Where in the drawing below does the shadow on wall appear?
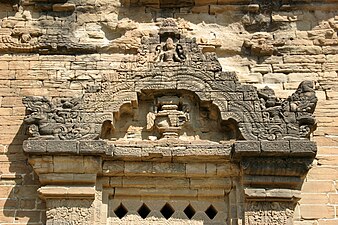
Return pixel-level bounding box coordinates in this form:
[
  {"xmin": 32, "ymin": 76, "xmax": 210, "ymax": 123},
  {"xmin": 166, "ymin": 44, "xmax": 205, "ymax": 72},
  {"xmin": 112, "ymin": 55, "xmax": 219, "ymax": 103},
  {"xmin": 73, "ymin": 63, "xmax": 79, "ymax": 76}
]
[{"xmin": 2, "ymin": 123, "xmax": 45, "ymax": 224}]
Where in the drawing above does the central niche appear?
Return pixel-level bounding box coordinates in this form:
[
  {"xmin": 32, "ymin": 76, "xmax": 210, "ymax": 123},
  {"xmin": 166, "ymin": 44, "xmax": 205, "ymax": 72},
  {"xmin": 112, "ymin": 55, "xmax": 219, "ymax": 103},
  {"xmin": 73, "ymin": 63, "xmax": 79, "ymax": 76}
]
[{"xmin": 101, "ymin": 90, "xmax": 241, "ymax": 143}]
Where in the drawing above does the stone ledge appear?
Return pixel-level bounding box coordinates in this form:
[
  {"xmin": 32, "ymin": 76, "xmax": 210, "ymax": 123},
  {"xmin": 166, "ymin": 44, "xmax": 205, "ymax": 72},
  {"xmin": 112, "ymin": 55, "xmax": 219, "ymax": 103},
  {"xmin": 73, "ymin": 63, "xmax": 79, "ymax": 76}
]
[
  {"xmin": 244, "ymin": 188, "xmax": 301, "ymax": 201},
  {"xmin": 38, "ymin": 173, "xmax": 97, "ymax": 185},
  {"xmin": 24, "ymin": 139, "xmax": 317, "ymax": 161},
  {"xmin": 38, "ymin": 185, "xmax": 95, "ymax": 199},
  {"xmin": 233, "ymin": 140, "xmax": 317, "ymax": 157},
  {"xmin": 23, "ymin": 139, "xmax": 232, "ymax": 162}
]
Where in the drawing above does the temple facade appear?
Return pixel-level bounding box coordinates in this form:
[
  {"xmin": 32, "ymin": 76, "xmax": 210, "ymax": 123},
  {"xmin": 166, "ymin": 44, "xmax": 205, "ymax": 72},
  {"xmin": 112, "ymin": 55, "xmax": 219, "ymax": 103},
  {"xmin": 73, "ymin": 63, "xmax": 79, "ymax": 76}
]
[{"xmin": 0, "ymin": 0, "xmax": 337, "ymax": 224}]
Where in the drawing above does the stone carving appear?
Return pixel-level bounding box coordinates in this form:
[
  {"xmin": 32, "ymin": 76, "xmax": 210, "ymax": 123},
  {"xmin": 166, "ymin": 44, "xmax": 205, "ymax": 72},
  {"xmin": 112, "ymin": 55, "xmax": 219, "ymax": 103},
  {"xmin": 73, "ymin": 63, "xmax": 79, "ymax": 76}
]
[
  {"xmin": 22, "ymin": 19, "xmax": 317, "ymax": 142},
  {"xmin": 245, "ymin": 202, "xmax": 294, "ymax": 225},
  {"xmin": 46, "ymin": 199, "xmax": 94, "ymax": 225},
  {"xmin": 258, "ymin": 80, "xmax": 317, "ymax": 138},
  {"xmin": 155, "ymin": 37, "xmax": 186, "ymax": 62},
  {"xmin": 0, "ymin": 6, "xmax": 43, "ymax": 52},
  {"xmin": 23, "ymin": 96, "xmax": 113, "ymax": 140},
  {"xmin": 146, "ymin": 96, "xmax": 190, "ymax": 139}
]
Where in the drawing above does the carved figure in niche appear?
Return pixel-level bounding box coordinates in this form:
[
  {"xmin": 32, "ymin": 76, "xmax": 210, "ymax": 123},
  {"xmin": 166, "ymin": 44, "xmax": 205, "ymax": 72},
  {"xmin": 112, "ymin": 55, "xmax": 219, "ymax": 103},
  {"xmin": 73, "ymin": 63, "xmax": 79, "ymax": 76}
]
[
  {"xmin": 146, "ymin": 96, "xmax": 190, "ymax": 139},
  {"xmin": 155, "ymin": 37, "xmax": 186, "ymax": 62}
]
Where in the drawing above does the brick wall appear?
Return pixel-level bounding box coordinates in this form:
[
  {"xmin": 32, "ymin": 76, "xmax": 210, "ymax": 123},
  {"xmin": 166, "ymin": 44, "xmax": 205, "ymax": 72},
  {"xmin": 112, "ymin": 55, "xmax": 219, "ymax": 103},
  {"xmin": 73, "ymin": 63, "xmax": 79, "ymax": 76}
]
[{"xmin": 0, "ymin": 0, "xmax": 338, "ymax": 224}]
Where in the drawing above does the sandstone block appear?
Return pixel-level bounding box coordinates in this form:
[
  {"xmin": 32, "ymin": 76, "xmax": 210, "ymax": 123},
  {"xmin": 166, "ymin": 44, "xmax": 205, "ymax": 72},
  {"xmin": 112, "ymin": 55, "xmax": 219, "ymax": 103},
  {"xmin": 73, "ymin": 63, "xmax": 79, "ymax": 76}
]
[
  {"xmin": 328, "ymin": 193, "xmax": 338, "ymax": 204},
  {"xmin": 318, "ymin": 220, "xmax": 338, "ymax": 225},
  {"xmin": 262, "ymin": 73, "xmax": 287, "ymax": 83},
  {"xmin": 300, "ymin": 205, "xmax": 335, "ymax": 219},
  {"xmin": 103, "ymin": 161, "xmax": 124, "ymax": 175},
  {"xmin": 307, "ymin": 167, "xmax": 338, "ymax": 180},
  {"xmin": 261, "ymin": 141, "xmax": 290, "ymax": 155},
  {"xmin": 124, "ymin": 162, "xmax": 152, "ymax": 175},
  {"xmin": 46, "ymin": 140, "xmax": 78, "ymax": 154},
  {"xmin": 277, "ymin": 46, "xmax": 322, "ymax": 55},
  {"xmin": 53, "ymin": 3, "xmax": 76, "ymax": 12},
  {"xmin": 186, "ymin": 163, "xmax": 206, "ymax": 176},
  {"xmin": 190, "ymin": 177, "xmax": 231, "ymax": 189},
  {"xmin": 233, "ymin": 141, "xmax": 260, "ymax": 156},
  {"xmin": 53, "ymin": 156, "xmax": 84, "ymax": 173},
  {"xmin": 152, "ymin": 162, "xmax": 185, "ymax": 176},
  {"xmin": 300, "ymin": 193, "xmax": 328, "ymax": 204}
]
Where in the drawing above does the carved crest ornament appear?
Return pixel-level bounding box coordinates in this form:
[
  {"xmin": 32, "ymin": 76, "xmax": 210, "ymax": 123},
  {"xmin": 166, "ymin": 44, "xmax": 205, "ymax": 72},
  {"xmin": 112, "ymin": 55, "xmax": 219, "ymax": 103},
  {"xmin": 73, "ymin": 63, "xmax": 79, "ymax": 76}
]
[{"xmin": 22, "ymin": 19, "xmax": 318, "ymax": 225}]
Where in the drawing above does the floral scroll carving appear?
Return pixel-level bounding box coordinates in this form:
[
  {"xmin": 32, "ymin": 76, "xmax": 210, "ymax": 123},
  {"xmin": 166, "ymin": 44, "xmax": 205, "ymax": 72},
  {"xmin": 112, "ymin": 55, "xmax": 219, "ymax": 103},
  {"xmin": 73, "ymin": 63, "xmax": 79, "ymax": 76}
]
[
  {"xmin": 46, "ymin": 199, "xmax": 94, "ymax": 225},
  {"xmin": 245, "ymin": 202, "xmax": 294, "ymax": 225}
]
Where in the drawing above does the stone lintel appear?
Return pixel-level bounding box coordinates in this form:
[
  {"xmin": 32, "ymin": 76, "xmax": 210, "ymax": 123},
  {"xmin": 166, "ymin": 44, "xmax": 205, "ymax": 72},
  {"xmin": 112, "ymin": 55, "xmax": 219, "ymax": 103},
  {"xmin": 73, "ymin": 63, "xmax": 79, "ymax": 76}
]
[
  {"xmin": 23, "ymin": 139, "xmax": 232, "ymax": 162},
  {"xmin": 38, "ymin": 185, "xmax": 95, "ymax": 199},
  {"xmin": 24, "ymin": 139, "xmax": 317, "ymax": 158},
  {"xmin": 244, "ymin": 188, "xmax": 301, "ymax": 202},
  {"xmin": 38, "ymin": 173, "xmax": 97, "ymax": 185},
  {"xmin": 112, "ymin": 187, "xmax": 229, "ymax": 198},
  {"xmin": 243, "ymin": 175, "xmax": 302, "ymax": 189},
  {"xmin": 233, "ymin": 140, "xmax": 317, "ymax": 157}
]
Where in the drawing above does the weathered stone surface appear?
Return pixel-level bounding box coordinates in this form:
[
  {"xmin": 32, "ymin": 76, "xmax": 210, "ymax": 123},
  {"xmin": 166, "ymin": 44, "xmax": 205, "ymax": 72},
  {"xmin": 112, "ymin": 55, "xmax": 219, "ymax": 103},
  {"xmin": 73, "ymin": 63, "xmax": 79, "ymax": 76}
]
[
  {"xmin": 233, "ymin": 141, "xmax": 260, "ymax": 156},
  {"xmin": 0, "ymin": 1, "xmax": 332, "ymax": 224}
]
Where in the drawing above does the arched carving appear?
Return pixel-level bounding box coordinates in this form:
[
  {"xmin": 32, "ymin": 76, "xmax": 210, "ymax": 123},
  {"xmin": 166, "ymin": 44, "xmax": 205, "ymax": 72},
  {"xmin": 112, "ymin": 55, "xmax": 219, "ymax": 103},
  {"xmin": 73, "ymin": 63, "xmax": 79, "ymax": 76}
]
[{"xmin": 22, "ymin": 19, "xmax": 317, "ymax": 142}]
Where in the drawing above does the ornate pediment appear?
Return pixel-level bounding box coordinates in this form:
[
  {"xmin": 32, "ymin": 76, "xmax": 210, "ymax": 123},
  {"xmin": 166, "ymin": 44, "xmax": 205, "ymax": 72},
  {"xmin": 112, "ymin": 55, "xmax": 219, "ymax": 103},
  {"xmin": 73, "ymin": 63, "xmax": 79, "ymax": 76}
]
[{"xmin": 23, "ymin": 19, "xmax": 317, "ymax": 143}]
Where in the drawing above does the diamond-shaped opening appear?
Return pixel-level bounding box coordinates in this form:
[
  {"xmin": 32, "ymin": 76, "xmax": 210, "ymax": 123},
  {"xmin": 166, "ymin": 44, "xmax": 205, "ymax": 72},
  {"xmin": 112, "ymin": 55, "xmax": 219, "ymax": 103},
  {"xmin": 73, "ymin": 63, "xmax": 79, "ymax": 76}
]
[
  {"xmin": 138, "ymin": 203, "xmax": 151, "ymax": 219},
  {"xmin": 160, "ymin": 203, "xmax": 175, "ymax": 219},
  {"xmin": 183, "ymin": 204, "xmax": 196, "ymax": 219},
  {"xmin": 205, "ymin": 204, "xmax": 218, "ymax": 219},
  {"xmin": 114, "ymin": 203, "xmax": 128, "ymax": 219}
]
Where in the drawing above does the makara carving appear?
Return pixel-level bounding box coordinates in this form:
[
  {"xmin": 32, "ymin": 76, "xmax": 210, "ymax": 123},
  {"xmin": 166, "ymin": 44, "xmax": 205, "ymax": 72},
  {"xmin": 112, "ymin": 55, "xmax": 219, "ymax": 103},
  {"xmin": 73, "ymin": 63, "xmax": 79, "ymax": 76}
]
[{"xmin": 22, "ymin": 19, "xmax": 317, "ymax": 142}]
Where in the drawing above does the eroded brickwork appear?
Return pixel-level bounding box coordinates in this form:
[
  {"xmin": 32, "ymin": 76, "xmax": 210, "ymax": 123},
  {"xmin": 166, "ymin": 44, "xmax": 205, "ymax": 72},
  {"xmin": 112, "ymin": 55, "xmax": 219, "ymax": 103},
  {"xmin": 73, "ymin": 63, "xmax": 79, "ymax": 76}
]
[{"xmin": 0, "ymin": 0, "xmax": 337, "ymax": 224}]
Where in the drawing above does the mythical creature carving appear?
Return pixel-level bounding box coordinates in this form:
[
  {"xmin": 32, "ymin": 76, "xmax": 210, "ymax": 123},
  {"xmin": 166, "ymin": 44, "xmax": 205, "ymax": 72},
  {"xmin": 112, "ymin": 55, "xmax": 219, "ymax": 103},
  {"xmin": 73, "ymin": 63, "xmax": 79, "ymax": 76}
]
[
  {"xmin": 23, "ymin": 96, "xmax": 112, "ymax": 140},
  {"xmin": 258, "ymin": 80, "xmax": 317, "ymax": 138}
]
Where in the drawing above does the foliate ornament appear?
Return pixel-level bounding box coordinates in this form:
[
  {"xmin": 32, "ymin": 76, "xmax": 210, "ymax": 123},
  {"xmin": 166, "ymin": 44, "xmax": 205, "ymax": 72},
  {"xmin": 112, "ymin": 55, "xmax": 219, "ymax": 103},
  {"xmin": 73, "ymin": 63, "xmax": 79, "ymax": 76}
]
[
  {"xmin": 22, "ymin": 96, "xmax": 113, "ymax": 140},
  {"xmin": 245, "ymin": 202, "xmax": 294, "ymax": 225},
  {"xmin": 46, "ymin": 199, "xmax": 94, "ymax": 225}
]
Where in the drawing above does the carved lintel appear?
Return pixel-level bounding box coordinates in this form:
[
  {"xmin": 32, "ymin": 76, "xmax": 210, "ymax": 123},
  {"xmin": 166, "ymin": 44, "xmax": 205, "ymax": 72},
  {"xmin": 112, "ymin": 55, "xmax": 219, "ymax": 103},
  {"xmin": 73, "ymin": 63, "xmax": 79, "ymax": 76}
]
[{"xmin": 38, "ymin": 185, "xmax": 95, "ymax": 200}]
